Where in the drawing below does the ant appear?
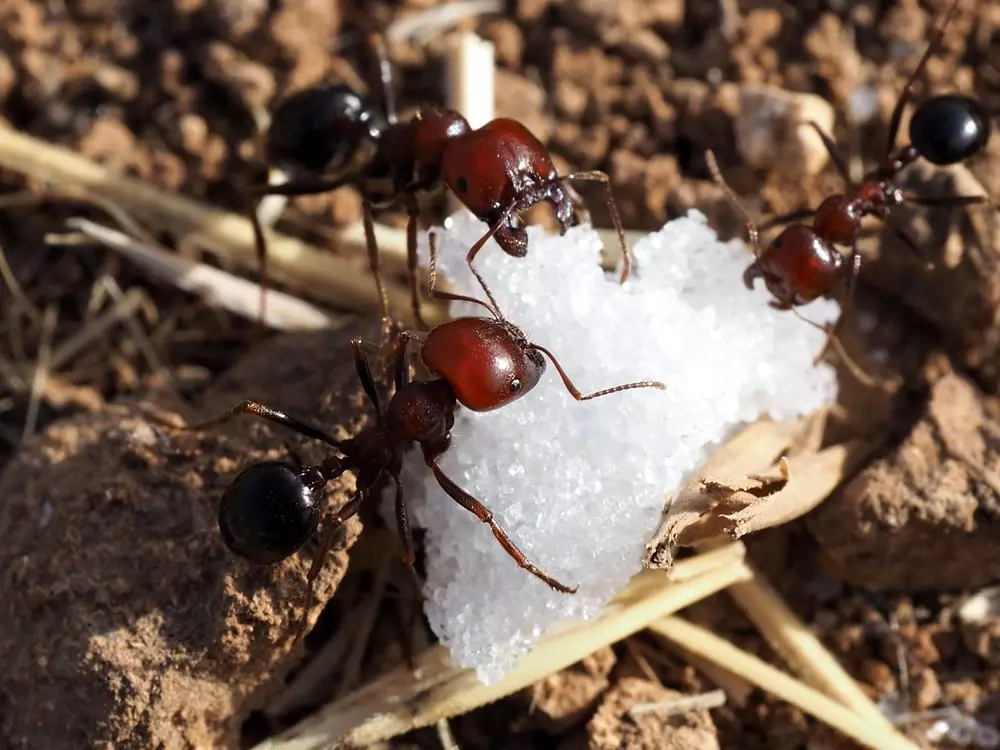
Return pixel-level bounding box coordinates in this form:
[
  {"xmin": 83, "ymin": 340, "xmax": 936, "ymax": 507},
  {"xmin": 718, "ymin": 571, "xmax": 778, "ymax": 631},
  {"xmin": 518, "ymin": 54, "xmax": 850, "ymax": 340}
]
[
  {"xmin": 248, "ymin": 32, "xmax": 633, "ymax": 341},
  {"xmin": 171, "ymin": 238, "xmax": 665, "ymax": 640},
  {"xmin": 706, "ymin": 0, "xmax": 991, "ymax": 339}
]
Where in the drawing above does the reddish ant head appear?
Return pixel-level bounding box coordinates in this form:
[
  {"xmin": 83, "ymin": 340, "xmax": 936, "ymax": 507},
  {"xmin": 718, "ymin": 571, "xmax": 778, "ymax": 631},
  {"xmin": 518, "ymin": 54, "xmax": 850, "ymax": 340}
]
[
  {"xmin": 266, "ymin": 83, "xmax": 386, "ymax": 175},
  {"xmin": 443, "ymin": 118, "xmax": 575, "ymax": 258},
  {"xmin": 746, "ymin": 225, "xmax": 846, "ymax": 306},
  {"xmin": 420, "ymin": 317, "xmax": 545, "ymax": 412}
]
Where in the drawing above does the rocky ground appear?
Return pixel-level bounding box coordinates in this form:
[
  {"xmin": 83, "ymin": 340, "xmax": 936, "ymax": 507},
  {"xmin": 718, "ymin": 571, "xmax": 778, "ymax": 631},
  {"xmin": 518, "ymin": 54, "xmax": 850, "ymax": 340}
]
[{"xmin": 1, "ymin": 0, "xmax": 999, "ymax": 748}]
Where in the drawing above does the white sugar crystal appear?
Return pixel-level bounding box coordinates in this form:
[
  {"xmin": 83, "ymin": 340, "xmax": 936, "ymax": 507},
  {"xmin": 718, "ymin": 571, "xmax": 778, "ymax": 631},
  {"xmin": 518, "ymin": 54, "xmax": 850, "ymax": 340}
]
[{"xmin": 398, "ymin": 210, "xmax": 839, "ymax": 684}]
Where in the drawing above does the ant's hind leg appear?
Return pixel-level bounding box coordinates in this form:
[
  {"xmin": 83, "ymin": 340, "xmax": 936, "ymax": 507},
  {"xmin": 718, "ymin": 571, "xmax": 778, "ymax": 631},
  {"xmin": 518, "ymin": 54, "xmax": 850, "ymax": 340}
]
[
  {"xmin": 425, "ymin": 456, "xmax": 579, "ymax": 594},
  {"xmin": 362, "ymin": 202, "xmax": 394, "ymax": 350},
  {"xmin": 405, "ymin": 206, "xmax": 429, "ymax": 331},
  {"xmin": 391, "ymin": 475, "xmax": 425, "ymax": 667},
  {"xmin": 292, "ymin": 488, "xmax": 367, "ymax": 645},
  {"xmin": 166, "ymin": 399, "xmax": 342, "ymax": 449}
]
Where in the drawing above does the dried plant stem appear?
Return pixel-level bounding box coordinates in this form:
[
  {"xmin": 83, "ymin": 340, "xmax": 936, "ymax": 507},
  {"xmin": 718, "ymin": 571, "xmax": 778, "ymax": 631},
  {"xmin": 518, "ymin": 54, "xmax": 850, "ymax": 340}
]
[
  {"xmin": 727, "ymin": 567, "xmax": 897, "ymax": 730},
  {"xmin": 0, "ymin": 125, "xmax": 442, "ymax": 325},
  {"xmin": 67, "ymin": 218, "xmax": 338, "ymax": 331},
  {"xmin": 649, "ymin": 616, "xmax": 922, "ymax": 750},
  {"xmin": 21, "ymin": 305, "xmax": 57, "ymax": 441},
  {"xmin": 251, "ymin": 544, "xmax": 750, "ymax": 749}
]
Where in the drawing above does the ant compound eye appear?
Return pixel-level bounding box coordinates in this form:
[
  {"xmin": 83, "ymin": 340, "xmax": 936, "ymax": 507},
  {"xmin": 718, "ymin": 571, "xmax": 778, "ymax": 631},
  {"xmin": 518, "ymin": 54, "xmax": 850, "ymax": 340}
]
[
  {"xmin": 456, "ymin": 176, "xmax": 469, "ymax": 193},
  {"xmin": 510, "ymin": 378, "xmax": 522, "ymax": 393},
  {"xmin": 218, "ymin": 461, "xmax": 321, "ymax": 565}
]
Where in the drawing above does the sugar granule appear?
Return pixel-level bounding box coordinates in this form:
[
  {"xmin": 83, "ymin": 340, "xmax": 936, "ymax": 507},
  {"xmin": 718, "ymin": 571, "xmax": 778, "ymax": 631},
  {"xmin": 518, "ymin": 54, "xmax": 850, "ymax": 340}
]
[{"xmin": 397, "ymin": 210, "xmax": 840, "ymax": 684}]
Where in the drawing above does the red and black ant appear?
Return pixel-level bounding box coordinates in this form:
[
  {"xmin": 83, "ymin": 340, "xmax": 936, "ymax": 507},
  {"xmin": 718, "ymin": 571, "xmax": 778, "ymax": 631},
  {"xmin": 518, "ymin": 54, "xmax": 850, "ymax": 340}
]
[
  {"xmin": 171, "ymin": 239, "xmax": 665, "ymax": 639},
  {"xmin": 706, "ymin": 0, "xmax": 991, "ymax": 337},
  {"xmin": 248, "ymin": 32, "xmax": 633, "ymax": 340}
]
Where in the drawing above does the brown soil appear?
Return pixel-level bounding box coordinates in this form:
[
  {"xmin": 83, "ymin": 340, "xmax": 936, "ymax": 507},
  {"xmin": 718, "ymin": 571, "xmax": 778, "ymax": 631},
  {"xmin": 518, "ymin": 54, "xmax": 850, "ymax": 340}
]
[{"xmin": 1, "ymin": 0, "xmax": 1000, "ymax": 748}]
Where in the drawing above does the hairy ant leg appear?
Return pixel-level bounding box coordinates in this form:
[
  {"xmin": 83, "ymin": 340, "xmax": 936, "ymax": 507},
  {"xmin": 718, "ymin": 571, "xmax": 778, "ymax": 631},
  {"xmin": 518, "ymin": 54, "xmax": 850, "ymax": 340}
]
[
  {"xmin": 293, "ymin": 484, "xmax": 369, "ymax": 645},
  {"xmin": 179, "ymin": 399, "xmax": 343, "ymax": 449},
  {"xmin": 884, "ymin": 0, "xmax": 962, "ymax": 157},
  {"xmin": 804, "ymin": 121, "xmax": 854, "ymax": 184},
  {"xmin": 429, "ymin": 229, "xmax": 506, "ymax": 317},
  {"xmin": 557, "ymin": 170, "xmax": 633, "ymax": 284},
  {"xmin": 404, "ymin": 196, "xmax": 428, "ymax": 330},
  {"xmin": 423, "ymin": 449, "xmax": 579, "ymax": 594}
]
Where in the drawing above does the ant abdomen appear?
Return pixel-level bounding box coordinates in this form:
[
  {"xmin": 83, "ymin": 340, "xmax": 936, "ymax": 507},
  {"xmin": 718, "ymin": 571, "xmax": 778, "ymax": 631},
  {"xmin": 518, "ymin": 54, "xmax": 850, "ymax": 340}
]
[
  {"xmin": 909, "ymin": 94, "xmax": 991, "ymax": 166},
  {"xmin": 218, "ymin": 461, "xmax": 322, "ymax": 564},
  {"xmin": 421, "ymin": 317, "xmax": 546, "ymax": 412},
  {"xmin": 266, "ymin": 83, "xmax": 386, "ymax": 176}
]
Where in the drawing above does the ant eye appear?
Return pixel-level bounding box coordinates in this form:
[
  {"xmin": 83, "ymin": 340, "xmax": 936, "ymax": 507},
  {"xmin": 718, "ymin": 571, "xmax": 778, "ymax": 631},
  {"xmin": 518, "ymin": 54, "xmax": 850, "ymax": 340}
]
[
  {"xmin": 772, "ymin": 237, "xmax": 783, "ymax": 249},
  {"xmin": 510, "ymin": 378, "xmax": 522, "ymax": 393},
  {"xmin": 456, "ymin": 176, "xmax": 469, "ymax": 193}
]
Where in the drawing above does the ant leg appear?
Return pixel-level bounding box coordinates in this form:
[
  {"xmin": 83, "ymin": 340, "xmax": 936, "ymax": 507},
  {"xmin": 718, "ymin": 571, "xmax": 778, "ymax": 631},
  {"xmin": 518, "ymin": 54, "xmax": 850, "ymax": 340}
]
[
  {"xmin": 245, "ymin": 175, "xmax": 353, "ymax": 332},
  {"xmin": 292, "ymin": 487, "xmax": 368, "ymax": 645},
  {"xmin": 562, "ymin": 170, "xmax": 633, "ymax": 285},
  {"xmin": 884, "ymin": 0, "xmax": 961, "ymax": 157},
  {"xmin": 704, "ymin": 150, "xmax": 763, "ymax": 259},
  {"xmin": 790, "ymin": 307, "xmax": 881, "ymax": 389},
  {"xmin": 907, "ymin": 194, "xmax": 989, "ymax": 209},
  {"xmin": 405, "ymin": 200, "xmax": 428, "ymax": 330},
  {"xmin": 174, "ymin": 399, "xmax": 341, "ymax": 448},
  {"xmin": 529, "ymin": 343, "xmax": 667, "ymax": 399},
  {"xmin": 884, "ymin": 216, "xmax": 935, "ymax": 270},
  {"xmin": 803, "ymin": 122, "xmax": 852, "ymax": 185},
  {"xmin": 427, "ymin": 229, "xmax": 503, "ymax": 318},
  {"xmin": 350, "ymin": 338, "xmax": 382, "ymax": 412},
  {"xmin": 845, "ymin": 238, "xmax": 863, "ymax": 301},
  {"xmin": 395, "ymin": 329, "xmax": 423, "ymax": 391},
  {"xmin": 362, "ymin": 201, "xmax": 394, "ymax": 350},
  {"xmin": 391, "ymin": 473, "xmax": 425, "ymax": 668},
  {"xmin": 364, "ymin": 32, "xmax": 397, "ymax": 125},
  {"xmin": 465, "ymin": 203, "xmax": 525, "ymax": 316},
  {"xmin": 424, "ymin": 455, "xmax": 579, "ymax": 594},
  {"xmin": 759, "ymin": 208, "xmax": 817, "ymax": 233}
]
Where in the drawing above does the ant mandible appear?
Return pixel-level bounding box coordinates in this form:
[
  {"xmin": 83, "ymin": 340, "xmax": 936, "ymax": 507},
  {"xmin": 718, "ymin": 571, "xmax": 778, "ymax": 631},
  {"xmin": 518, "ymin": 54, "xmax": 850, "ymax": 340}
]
[
  {"xmin": 174, "ymin": 237, "xmax": 665, "ymax": 640},
  {"xmin": 248, "ymin": 32, "xmax": 635, "ymax": 340},
  {"xmin": 707, "ymin": 0, "xmax": 990, "ymax": 321}
]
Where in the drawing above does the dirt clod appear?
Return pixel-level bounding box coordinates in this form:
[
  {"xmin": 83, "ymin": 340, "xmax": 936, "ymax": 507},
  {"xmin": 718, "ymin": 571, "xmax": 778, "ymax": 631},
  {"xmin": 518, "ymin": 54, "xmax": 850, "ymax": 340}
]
[
  {"xmin": 587, "ymin": 678, "xmax": 720, "ymax": 750},
  {"xmin": 0, "ymin": 326, "xmax": 373, "ymax": 749},
  {"xmin": 808, "ymin": 372, "xmax": 1000, "ymax": 591}
]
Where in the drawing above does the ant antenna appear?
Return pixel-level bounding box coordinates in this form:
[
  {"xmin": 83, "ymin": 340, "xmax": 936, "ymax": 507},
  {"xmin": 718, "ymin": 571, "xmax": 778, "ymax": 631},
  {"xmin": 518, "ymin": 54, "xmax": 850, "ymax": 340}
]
[
  {"xmin": 528, "ymin": 342, "xmax": 666, "ymax": 400},
  {"xmin": 431, "ymin": 228, "xmax": 506, "ymax": 320},
  {"xmin": 884, "ymin": 0, "xmax": 962, "ymax": 159},
  {"xmin": 705, "ymin": 150, "xmax": 762, "ymax": 259},
  {"xmin": 557, "ymin": 170, "xmax": 634, "ymax": 283}
]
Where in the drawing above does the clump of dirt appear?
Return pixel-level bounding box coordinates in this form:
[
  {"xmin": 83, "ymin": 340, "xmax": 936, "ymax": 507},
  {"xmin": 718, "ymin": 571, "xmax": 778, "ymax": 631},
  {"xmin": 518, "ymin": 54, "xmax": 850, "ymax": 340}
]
[
  {"xmin": 0, "ymin": 323, "xmax": 375, "ymax": 748},
  {"xmin": 808, "ymin": 370, "xmax": 1000, "ymax": 591},
  {"xmin": 587, "ymin": 677, "xmax": 720, "ymax": 750}
]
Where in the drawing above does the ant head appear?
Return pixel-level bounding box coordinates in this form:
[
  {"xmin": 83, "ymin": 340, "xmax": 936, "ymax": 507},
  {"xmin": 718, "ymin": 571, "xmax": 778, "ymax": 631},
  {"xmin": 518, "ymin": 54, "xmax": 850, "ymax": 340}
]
[
  {"xmin": 757, "ymin": 225, "xmax": 845, "ymax": 306},
  {"xmin": 909, "ymin": 94, "xmax": 991, "ymax": 166},
  {"xmin": 218, "ymin": 461, "xmax": 323, "ymax": 564},
  {"xmin": 267, "ymin": 83, "xmax": 386, "ymax": 175},
  {"xmin": 443, "ymin": 119, "xmax": 558, "ymax": 231},
  {"xmin": 421, "ymin": 317, "xmax": 545, "ymax": 412}
]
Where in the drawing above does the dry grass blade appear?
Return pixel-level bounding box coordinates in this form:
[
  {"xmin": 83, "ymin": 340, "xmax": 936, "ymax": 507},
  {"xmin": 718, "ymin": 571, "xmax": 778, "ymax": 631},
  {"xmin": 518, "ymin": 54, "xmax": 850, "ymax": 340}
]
[
  {"xmin": 21, "ymin": 304, "xmax": 58, "ymax": 442},
  {"xmin": 251, "ymin": 544, "xmax": 750, "ymax": 749},
  {"xmin": 628, "ymin": 688, "xmax": 727, "ymax": 717},
  {"xmin": 727, "ymin": 567, "xmax": 897, "ymax": 730},
  {"xmin": 0, "ymin": 124, "xmax": 442, "ymax": 324},
  {"xmin": 674, "ymin": 438, "xmax": 878, "ymax": 547},
  {"xmin": 67, "ymin": 218, "xmax": 338, "ymax": 331},
  {"xmin": 649, "ymin": 616, "xmax": 922, "ymax": 750},
  {"xmin": 644, "ymin": 417, "xmax": 811, "ymax": 569}
]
